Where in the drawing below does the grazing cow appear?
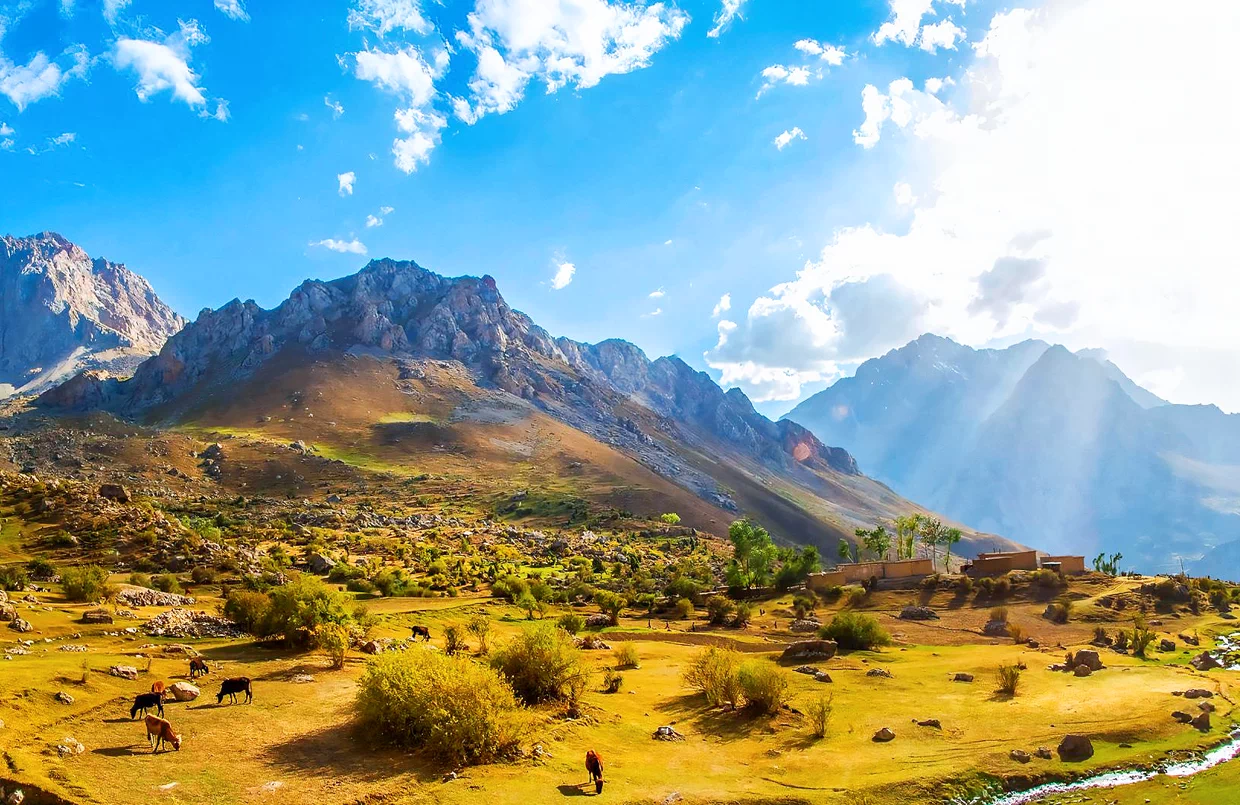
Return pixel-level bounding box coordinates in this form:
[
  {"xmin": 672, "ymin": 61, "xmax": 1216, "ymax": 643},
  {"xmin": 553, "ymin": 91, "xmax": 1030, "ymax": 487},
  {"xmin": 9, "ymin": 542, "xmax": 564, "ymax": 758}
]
[
  {"xmin": 586, "ymin": 750, "xmax": 604, "ymax": 794},
  {"xmin": 151, "ymin": 680, "xmax": 166, "ymax": 695},
  {"xmin": 144, "ymin": 714, "xmax": 181, "ymax": 752},
  {"xmin": 130, "ymin": 691, "xmax": 165, "ymax": 719},
  {"xmin": 410, "ymin": 625, "xmax": 431, "ymax": 641},
  {"xmin": 216, "ymin": 677, "xmax": 252, "ymax": 705},
  {"xmin": 189, "ymin": 658, "xmax": 209, "ymax": 679}
]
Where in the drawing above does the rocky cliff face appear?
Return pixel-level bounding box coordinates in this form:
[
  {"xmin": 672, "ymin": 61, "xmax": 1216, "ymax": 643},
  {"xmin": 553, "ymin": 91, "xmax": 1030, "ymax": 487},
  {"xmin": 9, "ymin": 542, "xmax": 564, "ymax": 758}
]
[
  {"xmin": 0, "ymin": 233, "xmax": 185, "ymax": 399},
  {"xmin": 39, "ymin": 255, "xmax": 859, "ymax": 491}
]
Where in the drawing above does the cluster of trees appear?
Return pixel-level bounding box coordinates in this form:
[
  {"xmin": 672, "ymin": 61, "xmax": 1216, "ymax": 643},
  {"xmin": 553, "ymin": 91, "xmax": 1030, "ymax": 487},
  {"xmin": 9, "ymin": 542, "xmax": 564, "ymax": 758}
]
[
  {"xmin": 725, "ymin": 519, "xmax": 820, "ymax": 590},
  {"xmin": 841, "ymin": 513, "xmax": 962, "ymax": 571},
  {"xmin": 1092, "ymin": 552, "xmax": 1123, "ymax": 575}
]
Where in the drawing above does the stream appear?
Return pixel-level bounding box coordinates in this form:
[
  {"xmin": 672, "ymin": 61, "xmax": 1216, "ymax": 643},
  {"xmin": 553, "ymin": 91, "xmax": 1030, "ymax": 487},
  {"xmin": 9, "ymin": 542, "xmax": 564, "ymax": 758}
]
[{"xmin": 964, "ymin": 633, "xmax": 1240, "ymax": 804}]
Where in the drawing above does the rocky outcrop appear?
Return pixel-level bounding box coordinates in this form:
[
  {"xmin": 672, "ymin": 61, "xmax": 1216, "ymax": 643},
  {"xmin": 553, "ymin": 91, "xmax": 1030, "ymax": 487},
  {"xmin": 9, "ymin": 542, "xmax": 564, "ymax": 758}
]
[
  {"xmin": 1, "ymin": 233, "xmax": 184, "ymax": 399},
  {"xmin": 1056, "ymin": 734, "xmax": 1093, "ymax": 762},
  {"xmin": 780, "ymin": 639, "xmax": 837, "ymax": 662}
]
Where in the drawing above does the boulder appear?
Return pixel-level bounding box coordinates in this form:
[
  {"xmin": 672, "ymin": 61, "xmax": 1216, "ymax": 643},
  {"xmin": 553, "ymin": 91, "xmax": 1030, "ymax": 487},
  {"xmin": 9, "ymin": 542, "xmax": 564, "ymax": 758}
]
[
  {"xmin": 813, "ymin": 671, "xmax": 832, "ymax": 683},
  {"xmin": 866, "ymin": 667, "xmax": 893, "ymax": 679},
  {"xmin": 1057, "ymin": 734, "xmax": 1094, "ymax": 762},
  {"xmin": 109, "ymin": 665, "xmax": 139, "ymax": 680},
  {"xmin": 789, "ymin": 618, "xmax": 822, "ymax": 633},
  {"xmin": 1159, "ymin": 639, "xmax": 1176, "ymax": 652},
  {"xmin": 307, "ymin": 553, "xmax": 337, "ymax": 574},
  {"xmin": 916, "ymin": 719, "xmax": 941, "ymax": 729},
  {"xmin": 8, "ymin": 618, "xmax": 31, "ymax": 633},
  {"xmin": 1073, "ymin": 649, "xmax": 1103, "ymax": 671},
  {"xmin": 1183, "ymin": 688, "xmax": 1214, "ymax": 700},
  {"xmin": 1199, "ymin": 701, "xmax": 1216, "ymax": 713},
  {"xmin": 1190, "ymin": 652, "xmax": 1222, "ymax": 671},
  {"xmin": 360, "ymin": 640, "xmax": 383, "ymax": 655},
  {"xmin": 81, "ymin": 609, "xmax": 113, "ymax": 624},
  {"xmin": 7, "ymin": 788, "xmax": 24, "ymax": 805},
  {"xmin": 793, "ymin": 665, "xmax": 818, "ymax": 675},
  {"xmin": 1034, "ymin": 747, "xmax": 1053, "ymax": 760},
  {"xmin": 168, "ymin": 682, "xmax": 200, "ymax": 702},
  {"xmin": 982, "ymin": 620, "xmax": 1009, "ymax": 636},
  {"xmin": 899, "ymin": 606, "xmax": 939, "ymax": 621},
  {"xmin": 0, "ymin": 603, "xmax": 15, "ymax": 622},
  {"xmin": 952, "ymin": 673, "xmax": 974, "ymax": 682},
  {"xmin": 98, "ymin": 483, "xmax": 131, "ymax": 503},
  {"xmin": 1192, "ymin": 712, "xmax": 1211, "ymax": 731},
  {"xmin": 54, "ymin": 691, "xmax": 74, "ymax": 705},
  {"xmin": 780, "ymin": 639, "xmax": 838, "ymax": 663},
  {"xmin": 584, "ymin": 614, "xmax": 612, "ymax": 628},
  {"xmin": 1073, "ymin": 664, "xmax": 1092, "ymax": 677},
  {"xmin": 1172, "ymin": 711, "xmax": 1193, "ymax": 723},
  {"xmin": 872, "ymin": 727, "xmax": 895, "ymax": 743},
  {"xmin": 1179, "ymin": 632, "xmax": 1200, "ymax": 646},
  {"xmin": 1010, "ymin": 749, "xmax": 1031, "ymax": 763}
]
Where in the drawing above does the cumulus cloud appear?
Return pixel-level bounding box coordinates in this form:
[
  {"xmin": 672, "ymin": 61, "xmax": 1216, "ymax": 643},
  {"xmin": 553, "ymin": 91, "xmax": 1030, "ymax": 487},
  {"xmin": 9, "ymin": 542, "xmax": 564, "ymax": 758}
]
[
  {"xmin": 712, "ymin": 0, "xmax": 1240, "ymax": 410},
  {"xmin": 113, "ymin": 20, "xmax": 224, "ymax": 114},
  {"xmin": 348, "ymin": 0, "xmax": 432, "ymax": 36},
  {"xmin": 707, "ymin": 0, "xmax": 747, "ymax": 39},
  {"xmin": 773, "ymin": 127, "xmax": 805, "ymax": 150},
  {"xmin": 453, "ymin": 0, "xmax": 689, "ymax": 125},
  {"xmin": 103, "ymin": 0, "xmax": 131, "ymax": 25},
  {"xmin": 0, "ymin": 46, "xmax": 89, "ymax": 111},
  {"xmin": 793, "ymin": 39, "xmax": 846, "ymax": 65},
  {"xmin": 649, "ymin": 287, "xmax": 665, "ymax": 298},
  {"xmin": 366, "ymin": 214, "xmax": 383, "ymax": 227},
  {"xmin": 337, "ymin": 171, "xmax": 356, "ymax": 196},
  {"xmin": 213, "ymin": 0, "xmax": 249, "ymax": 22},
  {"xmin": 324, "ymin": 95, "xmax": 344, "ymax": 119},
  {"xmin": 350, "ymin": 44, "xmax": 449, "ymax": 173},
  {"xmin": 893, "ymin": 181, "xmax": 916, "ymax": 206},
  {"xmin": 918, "ymin": 18, "xmax": 964, "ymax": 53},
  {"xmin": 872, "ymin": 0, "xmax": 965, "ymax": 48},
  {"xmin": 551, "ymin": 260, "xmax": 576, "ymax": 290},
  {"xmin": 311, "ymin": 238, "xmax": 368, "ymax": 254},
  {"xmin": 712, "ymin": 293, "xmax": 731, "ymax": 318},
  {"xmin": 756, "ymin": 64, "xmax": 811, "ymax": 98}
]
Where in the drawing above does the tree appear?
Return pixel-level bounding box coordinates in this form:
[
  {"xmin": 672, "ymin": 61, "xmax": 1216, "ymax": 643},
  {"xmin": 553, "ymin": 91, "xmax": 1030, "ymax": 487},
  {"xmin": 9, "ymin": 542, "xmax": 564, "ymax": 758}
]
[
  {"xmin": 894, "ymin": 514, "xmax": 925, "ymax": 561},
  {"xmin": 837, "ymin": 538, "xmax": 855, "ymax": 564},
  {"xmin": 855, "ymin": 526, "xmax": 892, "ymax": 562},
  {"xmin": 774, "ymin": 545, "xmax": 821, "ymax": 590},
  {"xmin": 942, "ymin": 528, "xmax": 962, "ymax": 569},
  {"xmin": 659, "ymin": 513, "xmax": 681, "ymax": 526},
  {"xmin": 467, "ymin": 615, "xmax": 492, "ymax": 654},
  {"xmin": 728, "ymin": 519, "xmax": 777, "ymax": 588},
  {"xmin": 917, "ymin": 517, "xmax": 946, "ymax": 569},
  {"xmin": 1093, "ymin": 552, "xmax": 1123, "ymax": 575}
]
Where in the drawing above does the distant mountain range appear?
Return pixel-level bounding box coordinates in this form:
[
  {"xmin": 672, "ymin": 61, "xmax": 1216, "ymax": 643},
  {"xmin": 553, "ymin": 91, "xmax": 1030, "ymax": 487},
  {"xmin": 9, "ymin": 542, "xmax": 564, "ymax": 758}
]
[
  {"xmin": 0, "ymin": 233, "xmax": 185, "ymax": 399},
  {"xmin": 20, "ymin": 234, "xmax": 1018, "ymax": 560},
  {"xmin": 785, "ymin": 335, "xmax": 1240, "ymax": 579}
]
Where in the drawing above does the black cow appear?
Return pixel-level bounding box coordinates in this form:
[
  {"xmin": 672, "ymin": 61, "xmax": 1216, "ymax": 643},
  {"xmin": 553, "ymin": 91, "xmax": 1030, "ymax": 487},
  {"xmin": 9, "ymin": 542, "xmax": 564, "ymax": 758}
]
[
  {"xmin": 189, "ymin": 658, "xmax": 209, "ymax": 679},
  {"xmin": 131, "ymin": 691, "xmax": 165, "ymax": 719},
  {"xmin": 410, "ymin": 625, "xmax": 431, "ymax": 641},
  {"xmin": 217, "ymin": 677, "xmax": 253, "ymax": 705}
]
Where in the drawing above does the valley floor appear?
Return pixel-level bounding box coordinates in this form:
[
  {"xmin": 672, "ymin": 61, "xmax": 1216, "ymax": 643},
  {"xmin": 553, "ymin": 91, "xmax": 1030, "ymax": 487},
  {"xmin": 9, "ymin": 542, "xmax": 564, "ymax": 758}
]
[{"xmin": 2, "ymin": 576, "xmax": 1237, "ymax": 805}]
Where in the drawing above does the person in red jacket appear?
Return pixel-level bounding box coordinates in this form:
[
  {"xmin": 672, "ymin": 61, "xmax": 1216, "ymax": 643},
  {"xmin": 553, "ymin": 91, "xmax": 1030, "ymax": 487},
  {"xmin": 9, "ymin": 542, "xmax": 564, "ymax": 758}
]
[{"xmin": 585, "ymin": 749, "xmax": 604, "ymax": 794}]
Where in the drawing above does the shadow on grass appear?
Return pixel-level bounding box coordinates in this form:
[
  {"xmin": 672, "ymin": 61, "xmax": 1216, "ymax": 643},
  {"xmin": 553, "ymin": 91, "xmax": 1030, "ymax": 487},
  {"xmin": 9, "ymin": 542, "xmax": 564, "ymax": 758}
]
[
  {"xmin": 556, "ymin": 783, "xmax": 593, "ymax": 797},
  {"xmin": 261, "ymin": 722, "xmax": 440, "ymax": 785},
  {"xmin": 658, "ymin": 693, "xmax": 778, "ymax": 743},
  {"xmin": 91, "ymin": 745, "xmax": 146, "ymax": 757}
]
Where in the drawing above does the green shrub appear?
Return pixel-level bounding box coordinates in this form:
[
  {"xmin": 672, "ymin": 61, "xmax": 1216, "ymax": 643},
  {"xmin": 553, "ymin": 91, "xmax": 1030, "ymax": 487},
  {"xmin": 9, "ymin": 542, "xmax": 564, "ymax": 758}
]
[
  {"xmin": 682, "ymin": 646, "xmax": 742, "ymax": 708},
  {"xmin": 1029, "ymin": 569, "xmax": 1064, "ymax": 588},
  {"xmin": 732, "ymin": 602, "xmax": 753, "ymax": 627},
  {"xmin": 467, "ymin": 615, "xmax": 492, "ymax": 654},
  {"xmin": 557, "ymin": 613, "xmax": 585, "ymax": 635},
  {"xmin": 737, "ymin": 660, "xmax": 790, "ymax": 714},
  {"xmin": 844, "ymin": 587, "xmax": 867, "ymax": 608},
  {"xmin": 372, "ymin": 569, "xmax": 407, "ymax": 597},
  {"xmin": 602, "ymin": 669, "xmax": 623, "ymax": 693},
  {"xmin": 60, "ymin": 565, "xmax": 114, "ymax": 602},
  {"xmin": 492, "ymin": 574, "xmax": 530, "ymax": 602},
  {"xmin": 815, "ymin": 584, "xmax": 844, "ymax": 603},
  {"xmin": 613, "ymin": 643, "xmax": 639, "ymax": 669},
  {"xmin": 222, "ymin": 590, "xmax": 272, "ymax": 634},
  {"xmin": 443, "ymin": 624, "xmax": 468, "ymax": 656},
  {"xmin": 191, "ymin": 566, "xmax": 218, "ymax": 585},
  {"xmin": 989, "ymin": 606, "xmax": 1009, "ymax": 623},
  {"xmin": 153, "ymin": 574, "xmax": 183, "ymax": 594},
  {"xmin": 1114, "ymin": 629, "xmax": 1130, "ymax": 652},
  {"xmin": 1047, "ymin": 596, "xmax": 1072, "ymax": 624},
  {"xmin": 792, "ymin": 594, "xmax": 816, "ymax": 619},
  {"xmin": 128, "ymin": 572, "xmax": 152, "ymax": 588},
  {"xmin": 674, "ymin": 597, "xmax": 694, "ymax": 619},
  {"xmin": 26, "ymin": 559, "xmax": 55, "ymax": 580},
  {"xmin": 315, "ymin": 622, "xmax": 349, "ymax": 669},
  {"xmin": 0, "ymin": 565, "xmax": 29, "ymax": 591},
  {"xmin": 819, "ymin": 612, "xmax": 891, "ymax": 651},
  {"xmin": 230, "ymin": 573, "xmax": 354, "ymax": 643},
  {"xmin": 491, "ymin": 625, "xmax": 591, "ymax": 705},
  {"xmin": 805, "ymin": 691, "xmax": 833, "ymax": 739},
  {"xmin": 595, "ymin": 590, "xmax": 624, "ymax": 625},
  {"xmin": 1131, "ymin": 621, "xmax": 1156, "ymax": 658},
  {"xmin": 706, "ymin": 594, "xmax": 735, "ymax": 624},
  {"xmin": 355, "ymin": 648, "xmax": 527, "ymax": 765},
  {"xmin": 995, "ymin": 663, "xmax": 1022, "ymax": 695}
]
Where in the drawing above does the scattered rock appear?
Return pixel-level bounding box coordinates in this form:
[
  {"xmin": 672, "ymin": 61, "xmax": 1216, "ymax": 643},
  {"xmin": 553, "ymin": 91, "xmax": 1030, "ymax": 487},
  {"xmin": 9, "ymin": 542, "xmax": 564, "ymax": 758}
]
[
  {"xmin": 899, "ymin": 606, "xmax": 939, "ymax": 621},
  {"xmin": 290, "ymin": 674, "xmax": 315, "ymax": 684},
  {"xmin": 952, "ymin": 673, "xmax": 974, "ymax": 683},
  {"xmin": 584, "ymin": 614, "xmax": 612, "ymax": 629},
  {"xmin": 916, "ymin": 719, "xmax": 941, "ymax": 729},
  {"xmin": 1073, "ymin": 650, "xmax": 1103, "ymax": 672},
  {"xmin": 872, "ymin": 727, "xmax": 895, "ymax": 743},
  {"xmin": 1183, "ymin": 689, "xmax": 1214, "ymax": 700},
  {"xmin": 1010, "ymin": 749, "xmax": 1031, "ymax": 763},
  {"xmin": 8, "ymin": 618, "xmax": 32, "ymax": 633},
  {"xmin": 167, "ymin": 682, "xmax": 200, "ymax": 702},
  {"xmin": 6, "ymin": 788, "xmax": 24, "ymax": 805},
  {"xmin": 56, "ymin": 737, "xmax": 85, "ymax": 757},
  {"xmin": 576, "ymin": 634, "xmax": 611, "ymax": 650},
  {"xmin": 1034, "ymin": 747, "xmax": 1053, "ymax": 760},
  {"xmin": 54, "ymin": 691, "xmax": 74, "ymax": 705},
  {"xmin": 1190, "ymin": 652, "xmax": 1222, "ymax": 671},
  {"xmin": 1159, "ymin": 639, "xmax": 1176, "ymax": 652},
  {"xmin": 98, "ymin": 483, "xmax": 131, "ymax": 503},
  {"xmin": 118, "ymin": 589, "xmax": 195, "ymax": 608},
  {"xmin": 1192, "ymin": 712, "xmax": 1211, "ymax": 731},
  {"xmin": 81, "ymin": 609, "xmax": 113, "ymax": 624},
  {"xmin": 793, "ymin": 665, "xmax": 818, "ymax": 675},
  {"xmin": 143, "ymin": 608, "xmax": 243, "ymax": 638},
  {"xmin": 653, "ymin": 725, "xmax": 685, "ymax": 741},
  {"xmin": 1057, "ymin": 734, "xmax": 1094, "ymax": 762},
  {"xmin": 866, "ymin": 668, "xmax": 893, "ymax": 679},
  {"xmin": 780, "ymin": 639, "xmax": 837, "ymax": 663},
  {"xmin": 789, "ymin": 618, "xmax": 822, "ymax": 633},
  {"xmin": 109, "ymin": 665, "xmax": 139, "ymax": 680},
  {"xmin": 1073, "ymin": 664, "xmax": 1092, "ymax": 677}
]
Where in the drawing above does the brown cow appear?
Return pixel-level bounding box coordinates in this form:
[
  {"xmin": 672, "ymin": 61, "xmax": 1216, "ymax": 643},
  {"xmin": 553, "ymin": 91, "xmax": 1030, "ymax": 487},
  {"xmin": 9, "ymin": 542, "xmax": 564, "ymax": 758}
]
[
  {"xmin": 410, "ymin": 625, "xmax": 431, "ymax": 641},
  {"xmin": 586, "ymin": 750, "xmax": 604, "ymax": 794},
  {"xmin": 189, "ymin": 658, "xmax": 209, "ymax": 679},
  {"xmin": 144, "ymin": 714, "xmax": 182, "ymax": 752}
]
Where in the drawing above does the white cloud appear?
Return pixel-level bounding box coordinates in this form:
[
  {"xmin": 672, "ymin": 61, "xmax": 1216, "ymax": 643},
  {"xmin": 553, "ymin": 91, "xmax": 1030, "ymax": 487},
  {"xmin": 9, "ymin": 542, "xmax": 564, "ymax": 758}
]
[
  {"xmin": 213, "ymin": 0, "xmax": 249, "ymax": 22},
  {"xmin": 0, "ymin": 123, "xmax": 12, "ymax": 136},
  {"xmin": 551, "ymin": 260, "xmax": 576, "ymax": 290},
  {"xmin": 712, "ymin": 0, "xmax": 1240, "ymax": 411},
  {"xmin": 351, "ymin": 45, "xmax": 449, "ymax": 172},
  {"xmin": 711, "ymin": 293, "xmax": 731, "ymax": 318},
  {"xmin": 0, "ymin": 46, "xmax": 89, "ymax": 111},
  {"xmin": 392, "ymin": 106, "xmax": 447, "ymax": 173},
  {"xmin": 893, "ymin": 181, "xmax": 916, "ymax": 206},
  {"xmin": 311, "ymin": 238, "xmax": 368, "ymax": 254},
  {"xmin": 51, "ymin": 131, "xmax": 75, "ymax": 145},
  {"xmin": 756, "ymin": 64, "xmax": 812, "ymax": 98},
  {"xmin": 664, "ymin": 239, "xmax": 673, "ymax": 246},
  {"xmin": 453, "ymin": 0, "xmax": 689, "ymax": 125},
  {"xmin": 773, "ymin": 126, "xmax": 805, "ymax": 150},
  {"xmin": 707, "ymin": 0, "xmax": 746, "ymax": 39},
  {"xmin": 643, "ymin": 307, "xmax": 663, "ymax": 317},
  {"xmin": 324, "ymin": 95, "xmax": 344, "ymax": 119},
  {"xmin": 366, "ymin": 214, "xmax": 383, "ymax": 227},
  {"xmin": 337, "ymin": 171, "xmax": 356, "ymax": 196},
  {"xmin": 649, "ymin": 287, "xmax": 665, "ymax": 298},
  {"xmin": 348, "ymin": 0, "xmax": 432, "ymax": 36},
  {"xmin": 103, "ymin": 0, "xmax": 131, "ymax": 25},
  {"xmin": 793, "ymin": 39, "xmax": 846, "ymax": 65},
  {"xmin": 380, "ymin": 205, "xmax": 394, "ymax": 214},
  {"xmin": 918, "ymin": 18, "xmax": 964, "ymax": 53},
  {"xmin": 114, "ymin": 20, "xmax": 222, "ymax": 114}
]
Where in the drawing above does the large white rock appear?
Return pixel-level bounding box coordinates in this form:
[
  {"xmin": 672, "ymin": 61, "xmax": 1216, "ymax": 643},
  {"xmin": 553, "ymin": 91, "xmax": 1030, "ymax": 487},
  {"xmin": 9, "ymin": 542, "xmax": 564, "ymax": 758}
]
[{"xmin": 168, "ymin": 681, "xmax": 200, "ymax": 702}]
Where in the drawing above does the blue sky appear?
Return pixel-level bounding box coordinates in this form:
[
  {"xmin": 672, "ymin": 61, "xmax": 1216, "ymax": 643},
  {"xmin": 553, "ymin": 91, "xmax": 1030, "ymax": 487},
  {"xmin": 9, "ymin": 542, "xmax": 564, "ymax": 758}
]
[{"xmin": 3, "ymin": 0, "xmax": 1238, "ymax": 416}]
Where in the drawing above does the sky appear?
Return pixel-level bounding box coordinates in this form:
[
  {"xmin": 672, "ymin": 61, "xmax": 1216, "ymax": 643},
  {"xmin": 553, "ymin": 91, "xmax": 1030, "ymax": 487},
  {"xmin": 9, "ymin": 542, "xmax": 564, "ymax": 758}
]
[{"xmin": 2, "ymin": 0, "xmax": 1238, "ymax": 417}]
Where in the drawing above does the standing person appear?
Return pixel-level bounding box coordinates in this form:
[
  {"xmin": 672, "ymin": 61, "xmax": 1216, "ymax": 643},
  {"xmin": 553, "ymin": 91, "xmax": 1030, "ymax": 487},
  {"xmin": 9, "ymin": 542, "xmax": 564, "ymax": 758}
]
[{"xmin": 585, "ymin": 749, "xmax": 604, "ymax": 794}]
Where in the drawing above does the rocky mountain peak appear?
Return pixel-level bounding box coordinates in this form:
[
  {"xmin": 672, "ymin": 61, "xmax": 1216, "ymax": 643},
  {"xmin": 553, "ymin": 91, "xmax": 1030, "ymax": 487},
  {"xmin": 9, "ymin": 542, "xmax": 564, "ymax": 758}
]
[{"xmin": 0, "ymin": 232, "xmax": 186, "ymax": 399}]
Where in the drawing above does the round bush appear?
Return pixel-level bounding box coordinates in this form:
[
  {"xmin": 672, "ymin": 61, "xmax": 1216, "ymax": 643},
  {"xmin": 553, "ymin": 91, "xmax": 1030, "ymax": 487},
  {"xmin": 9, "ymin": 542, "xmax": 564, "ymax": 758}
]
[
  {"xmin": 737, "ymin": 660, "xmax": 790, "ymax": 714},
  {"xmin": 819, "ymin": 611, "xmax": 891, "ymax": 651},
  {"xmin": 356, "ymin": 648, "xmax": 527, "ymax": 765},
  {"xmin": 490, "ymin": 624, "xmax": 590, "ymax": 705}
]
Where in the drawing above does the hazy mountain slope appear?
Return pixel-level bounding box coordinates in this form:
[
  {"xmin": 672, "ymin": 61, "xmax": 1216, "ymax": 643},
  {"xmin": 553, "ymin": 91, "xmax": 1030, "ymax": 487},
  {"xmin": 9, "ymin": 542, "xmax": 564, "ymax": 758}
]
[
  {"xmin": 0, "ymin": 233, "xmax": 185, "ymax": 399},
  {"xmin": 36, "ymin": 252, "xmax": 1016, "ymax": 559},
  {"xmin": 786, "ymin": 336, "xmax": 1240, "ymax": 578}
]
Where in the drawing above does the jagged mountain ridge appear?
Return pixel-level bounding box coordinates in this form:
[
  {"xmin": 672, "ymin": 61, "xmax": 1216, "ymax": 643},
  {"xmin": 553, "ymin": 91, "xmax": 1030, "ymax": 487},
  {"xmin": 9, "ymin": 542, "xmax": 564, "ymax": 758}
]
[
  {"xmin": 36, "ymin": 252, "xmax": 1011, "ymax": 558},
  {"xmin": 786, "ymin": 336, "xmax": 1240, "ymax": 578},
  {"xmin": 0, "ymin": 233, "xmax": 185, "ymax": 399}
]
